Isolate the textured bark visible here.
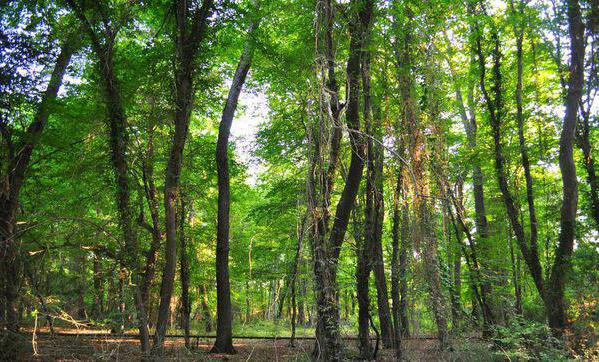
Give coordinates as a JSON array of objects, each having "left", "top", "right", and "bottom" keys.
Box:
[
  {"left": 391, "top": 5, "right": 414, "bottom": 342},
  {"left": 213, "top": 14, "right": 257, "bottom": 354},
  {"left": 356, "top": 189, "right": 373, "bottom": 359},
  {"left": 154, "top": 0, "right": 212, "bottom": 353},
  {"left": 508, "top": 227, "right": 523, "bottom": 314},
  {"left": 67, "top": 1, "right": 153, "bottom": 354},
  {"left": 546, "top": 0, "right": 584, "bottom": 333},
  {"left": 140, "top": 124, "right": 162, "bottom": 307},
  {"left": 391, "top": 162, "right": 406, "bottom": 357},
  {"left": 447, "top": 189, "right": 494, "bottom": 328},
  {"left": 312, "top": 1, "right": 372, "bottom": 360},
  {"left": 421, "top": 61, "right": 450, "bottom": 350},
  {"left": 289, "top": 213, "right": 307, "bottom": 346},
  {"left": 178, "top": 199, "right": 191, "bottom": 348},
  {"left": 398, "top": 203, "right": 410, "bottom": 338},
  {"left": 419, "top": 204, "right": 449, "bottom": 349},
  {"left": 371, "top": 142, "right": 394, "bottom": 349},
  {"left": 447, "top": 186, "right": 463, "bottom": 330}
]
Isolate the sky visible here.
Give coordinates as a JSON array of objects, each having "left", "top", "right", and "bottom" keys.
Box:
[{"left": 229, "top": 83, "right": 269, "bottom": 183}]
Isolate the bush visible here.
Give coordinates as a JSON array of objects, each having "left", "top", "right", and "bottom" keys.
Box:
[{"left": 491, "top": 319, "right": 570, "bottom": 361}]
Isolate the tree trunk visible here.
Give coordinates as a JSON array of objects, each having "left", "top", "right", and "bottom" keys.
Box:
[
  {"left": 472, "top": 9, "right": 546, "bottom": 306},
  {"left": 508, "top": 226, "right": 523, "bottom": 314},
  {"left": 355, "top": 201, "right": 372, "bottom": 359},
  {"left": 312, "top": 2, "right": 372, "bottom": 360},
  {"left": 546, "top": 0, "right": 584, "bottom": 333},
  {"left": 140, "top": 122, "right": 162, "bottom": 307},
  {"left": 391, "top": 163, "right": 404, "bottom": 355},
  {"left": 179, "top": 198, "right": 191, "bottom": 348},
  {"left": 511, "top": 1, "right": 542, "bottom": 303},
  {"left": 289, "top": 213, "right": 307, "bottom": 346},
  {"left": 212, "top": 14, "right": 257, "bottom": 354},
  {"left": 200, "top": 285, "right": 213, "bottom": 332},
  {"left": 92, "top": 254, "right": 104, "bottom": 318},
  {"left": 371, "top": 142, "right": 394, "bottom": 349},
  {"left": 67, "top": 2, "right": 153, "bottom": 353},
  {"left": 154, "top": 0, "right": 212, "bottom": 353}
]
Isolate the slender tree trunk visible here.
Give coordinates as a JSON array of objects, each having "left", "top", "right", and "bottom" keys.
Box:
[
  {"left": 290, "top": 213, "right": 306, "bottom": 347},
  {"left": 391, "top": 162, "right": 404, "bottom": 356},
  {"left": 508, "top": 226, "right": 522, "bottom": 314},
  {"left": 473, "top": 10, "right": 546, "bottom": 306},
  {"left": 546, "top": 0, "right": 584, "bottom": 333},
  {"left": 154, "top": 0, "right": 212, "bottom": 353},
  {"left": 511, "top": 2, "right": 542, "bottom": 300},
  {"left": 246, "top": 238, "right": 253, "bottom": 323},
  {"left": 92, "top": 254, "right": 104, "bottom": 318},
  {"left": 179, "top": 199, "right": 191, "bottom": 348},
  {"left": 371, "top": 142, "right": 394, "bottom": 349},
  {"left": 200, "top": 285, "right": 213, "bottom": 332},
  {"left": 312, "top": 2, "right": 372, "bottom": 360},
  {"left": 447, "top": 187, "right": 463, "bottom": 330},
  {"left": 213, "top": 15, "right": 257, "bottom": 354},
  {"left": 140, "top": 123, "right": 162, "bottom": 307},
  {"left": 399, "top": 203, "right": 410, "bottom": 339},
  {"left": 355, "top": 202, "right": 372, "bottom": 359},
  {"left": 298, "top": 278, "right": 306, "bottom": 326}
]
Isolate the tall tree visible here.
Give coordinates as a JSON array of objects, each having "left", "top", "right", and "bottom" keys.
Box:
[
  {"left": 212, "top": 8, "right": 259, "bottom": 354},
  {"left": 546, "top": 0, "right": 585, "bottom": 332},
  {"left": 312, "top": 1, "right": 373, "bottom": 360},
  {"left": 67, "top": 0, "right": 153, "bottom": 353},
  {"left": 154, "top": 0, "right": 213, "bottom": 352}
]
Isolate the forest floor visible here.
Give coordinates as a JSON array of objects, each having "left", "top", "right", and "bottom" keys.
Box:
[{"left": 16, "top": 327, "right": 495, "bottom": 361}]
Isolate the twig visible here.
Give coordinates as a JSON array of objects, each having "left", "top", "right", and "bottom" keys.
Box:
[{"left": 32, "top": 311, "right": 39, "bottom": 357}]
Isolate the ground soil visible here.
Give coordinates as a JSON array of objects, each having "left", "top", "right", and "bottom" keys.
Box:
[{"left": 15, "top": 327, "right": 491, "bottom": 361}]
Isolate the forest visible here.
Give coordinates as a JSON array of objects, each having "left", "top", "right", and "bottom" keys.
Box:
[{"left": 0, "top": 0, "right": 598, "bottom": 360}]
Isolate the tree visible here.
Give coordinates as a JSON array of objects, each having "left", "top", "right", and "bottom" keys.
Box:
[
  {"left": 153, "top": 0, "right": 213, "bottom": 353},
  {"left": 212, "top": 6, "right": 259, "bottom": 354}
]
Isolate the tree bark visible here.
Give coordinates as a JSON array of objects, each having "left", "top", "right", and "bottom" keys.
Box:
[
  {"left": 312, "top": 2, "right": 372, "bottom": 360},
  {"left": 212, "top": 13, "right": 258, "bottom": 354},
  {"left": 140, "top": 122, "right": 162, "bottom": 307},
  {"left": 154, "top": 0, "right": 212, "bottom": 353},
  {"left": 546, "top": 0, "right": 584, "bottom": 333},
  {"left": 510, "top": 0, "right": 541, "bottom": 298},
  {"left": 67, "top": 1, "right": 154, "bottom": 354},
  {"left": 289, "top": 213, "right": 307, "bottom": 347},
  {"left": 355, "top": 198, "right": 373, "bottom": 359},
  {"left": 371, "top": 142, "right": 394, "bottom": 349},
  {"left": 391, "top": 164, "right": 403, "bottom": 351},
  {"left": 179, "top": 198, "right": 191, "bottom": 348},
  {"left": 577, "top": 111, "right": 599, "bottom": 231}
]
